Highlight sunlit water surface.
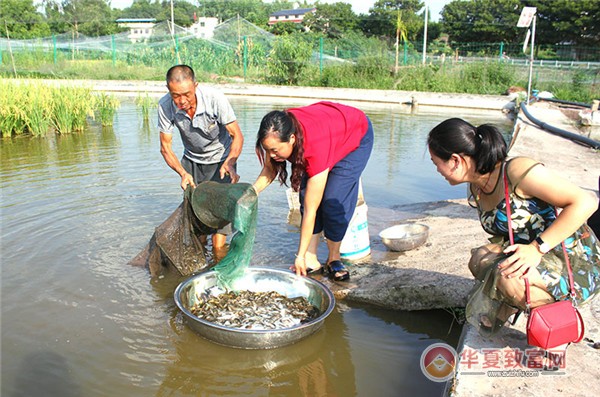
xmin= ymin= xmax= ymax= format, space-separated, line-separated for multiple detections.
xmin=1 ymin=96 xmax=512 ymax=397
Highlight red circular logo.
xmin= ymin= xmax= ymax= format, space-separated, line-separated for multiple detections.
xmin=420 ymin=343 xmax=457 ymax=382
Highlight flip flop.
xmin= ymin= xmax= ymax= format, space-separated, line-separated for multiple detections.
xmin=326 ymin=260 xmax=350 ymax=282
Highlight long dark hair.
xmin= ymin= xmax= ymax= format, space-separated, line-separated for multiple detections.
xmin=427 ymin=118 xmax=507 ymax=174
xmin=255 ymin=110 xmax=306 ymax=191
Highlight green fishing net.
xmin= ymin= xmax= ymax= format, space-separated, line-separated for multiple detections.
xmin=129 ymin=182 xmax=258 ymax=288
xmin=188 ymin=182 xmax=258 ymax=289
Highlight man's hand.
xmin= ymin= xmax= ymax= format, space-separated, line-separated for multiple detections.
xmin=180 ymin=172 xmax=196 ymax=190
xmin=220 ymin=161 xmax=240 ymax=183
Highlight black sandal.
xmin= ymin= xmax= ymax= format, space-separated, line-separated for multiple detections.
xmin=326 ymin=260 xmax=350 ymax=281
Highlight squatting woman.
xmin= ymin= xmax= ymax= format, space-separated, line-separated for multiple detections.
xmin=427 ymin=117 xmax=599 ymax=334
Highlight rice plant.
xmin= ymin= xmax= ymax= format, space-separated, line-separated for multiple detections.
xmin=26 ymin=87 xmax=53 ymax=136
xmin=0 ymin=81 xmax=103 ymax=136
xmin=51 ymin=91 xmax=75 ymax=134
xmin=50 ymin=86 xmax=95 ymax=134
xmin=70 ymin=87 xmax=95 ymax=132
xmin=0 ymin=82 xmax=28 ymax=137
xmin=0 ymin=105 xmax=28 ymax=137
xmin=135 ymin=93 xmax=154 ymax=120
xmin=95 ymin=93 xmax=121 ymax=126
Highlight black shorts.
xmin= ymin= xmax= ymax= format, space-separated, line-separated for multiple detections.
xmin=181 ymin=157 xmax=234 ymax=185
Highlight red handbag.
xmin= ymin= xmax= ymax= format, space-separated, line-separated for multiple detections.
xmin=524 ymin=280 xmax=584 ymax=349
xmin=503 ymin=167 xmax=585 ymax=349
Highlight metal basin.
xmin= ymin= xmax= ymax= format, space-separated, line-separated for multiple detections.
xmin=174 ymin=267 xmax=335 ymax=349
xmin=379 ymin=223 xmax=430 ymax=251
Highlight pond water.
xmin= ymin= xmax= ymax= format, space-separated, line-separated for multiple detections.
xmin=0 ymin=96 xmax=512 ymax=397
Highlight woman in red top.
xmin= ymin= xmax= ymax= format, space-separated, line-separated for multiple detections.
xmin=253 ymin=101 xmax=374 ymax=281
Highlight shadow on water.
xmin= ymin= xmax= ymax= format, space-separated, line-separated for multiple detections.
xmin=12 ymin=351 xmax=82 ymax=397
xmin=158 ymin=307 xmax=354 ymax=397
xmin=148 ymin=270 xmax=355 ymax=396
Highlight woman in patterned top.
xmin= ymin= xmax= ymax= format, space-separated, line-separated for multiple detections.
xmin=427 ymin=117 xmax=599 ymax=334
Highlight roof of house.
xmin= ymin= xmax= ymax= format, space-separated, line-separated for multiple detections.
xmin=115 ymin=18 xmax=157 ymax=23
xmin=269 ymin=8 xmax=315 ymax=17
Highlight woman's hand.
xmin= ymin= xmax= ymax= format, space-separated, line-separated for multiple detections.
xmin=498 ymin=243 xmax=544 ymax=279
xmin=291 ymin=255 xmax=307 ymax=277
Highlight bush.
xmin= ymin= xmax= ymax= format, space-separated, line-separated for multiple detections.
xmin=266 ymin=33 xmax=314 ymax=85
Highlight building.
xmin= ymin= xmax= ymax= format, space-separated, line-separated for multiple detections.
xmin=115 ymin=18 xmax=156 ymax=43
xmin=268 ymin=8 xmax=316 ymax=25
xmin=187 ymin=17 xmax=219 ymax=39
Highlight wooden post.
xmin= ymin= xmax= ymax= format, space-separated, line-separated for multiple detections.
xmin=4 ymin=21 xmax=17 ymax=78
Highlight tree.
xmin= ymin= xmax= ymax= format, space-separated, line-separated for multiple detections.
xmin=1 ymin=0 xmax=51 ymax=39
xmin=440 ymin=0 xmax=525 ymax=43
xmin=44 ymin=0 xmax=119 ymax=36
xmin=267 ymin=32 xmax=313 ymax=84
xmin=269 ymin=21 xmax=301 ymax=35
xmin=394 ymin=10 xmax=408 ymax=73
xmin=120 ymin=0 xmax=162 ymax=19
xmin=156 ymin=0 xmax=196 ymax=27
xmin=524 ymin=0 xmax=600 ymax=46
xmin=302 ymin=2 xmax=359 ymax=38
xmin=199 ymin=0 xmax=295 ymax=26
xmin=359 ymin=0 xmax=423 ymax=41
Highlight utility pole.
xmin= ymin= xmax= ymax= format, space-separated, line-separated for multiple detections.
xmin=517 ymin=7 xmax=537 ymax=105
xmin=170 ymin=0 xmax=175 ymax=36
xmin=422 ymin=1 xmax=428 ymax=64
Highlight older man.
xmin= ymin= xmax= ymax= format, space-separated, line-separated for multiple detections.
xmin=158 ymin=64 xmax=244 ymax=249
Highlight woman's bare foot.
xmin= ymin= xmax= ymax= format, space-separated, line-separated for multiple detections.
xmin=304 ymin=252 xmax=322 ymax=273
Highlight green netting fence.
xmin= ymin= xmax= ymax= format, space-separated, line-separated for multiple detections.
xmin=2 ymin=17 xmax=598 ymax=88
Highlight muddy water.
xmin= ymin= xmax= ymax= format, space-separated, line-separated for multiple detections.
xmin=0 ymin=97 xmax=512 ymax=396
